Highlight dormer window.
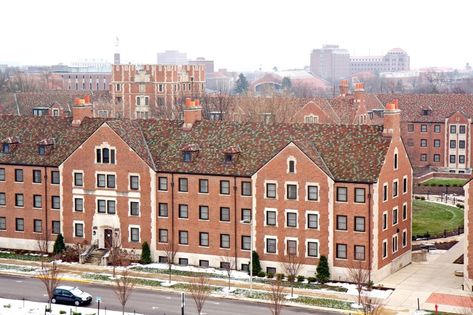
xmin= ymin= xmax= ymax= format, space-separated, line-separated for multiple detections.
xmin=2 ymin=143 xmax=10 ymax=154
xmin=181 ymin=144 xmax=200 ymax=162
xmin=421 ymin=107 xmax=432 ymax=116
xmin=224 ymin=154 xmax=233 ymax=163
xmin=183 ymin=151 xmax=192 ymax=162
xmin=222 ymin=146 xmax=240 ymax=165
xmin=38 ymin=145 xmax=46 ymax=156
xmin=37 ymin=138 xmax=56 ymax=156
xmin=1 ymin=136 xmax=20 ymax=154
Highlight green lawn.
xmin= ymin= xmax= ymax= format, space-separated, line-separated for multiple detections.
xmin=413 ymin=199 xmax=464 ymax=237
xmin=421 ymin=178 xmax=468 ymax=187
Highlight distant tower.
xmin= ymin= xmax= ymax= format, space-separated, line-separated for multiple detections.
xmin=114 ymin=37 xmax=120 ymax=65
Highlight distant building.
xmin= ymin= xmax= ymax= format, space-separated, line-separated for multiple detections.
xmin=189 ymin=57 xmax=214 ymax=74
xmin=157 ymin=50 xmax=188 ymax=65
xmin=351 ymin=48 xmax=410 ymax=74
xmin=59 ymin=73 xmax=111 ymax=91
xmin=310 ymin=45 xmax=350 ymax=82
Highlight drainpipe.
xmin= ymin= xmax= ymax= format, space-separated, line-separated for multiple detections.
xmin=43 ymin=167 xmax=49 ymax=251
xmin=368 ymin=183 xmax=372 ymax=283
xmin=171 ymin=173 xmax=175 ymax=259
xmin=233 ymin=176 xmax=238 ymax=268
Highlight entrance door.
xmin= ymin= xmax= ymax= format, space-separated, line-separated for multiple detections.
xmin=104 ymin=229 xmax=113 ymax=248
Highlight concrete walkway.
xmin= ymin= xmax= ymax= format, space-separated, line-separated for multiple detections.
xmin=381 ymin=235 xmax=468 ymax=314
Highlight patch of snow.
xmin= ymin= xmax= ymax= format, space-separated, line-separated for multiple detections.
xmin=285 ymin=294 xmax=299 ymax=300
xmin=351 ymin=303 xmax=363 ymax=309
xmin=221 ymin=287 xmax=236 ymax=294
xmin=135 ymin=263 xmax=251 ymax=279
xmin=161 ymin=280 xmax=178 ymax=287
xmin=325 ymin=282 xmax=392 ymax=299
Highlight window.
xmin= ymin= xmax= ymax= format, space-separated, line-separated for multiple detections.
xmin=287 ymin=240 xmax=297 ymax=255
xmin=355 ymin=216 xmax=365 ymax=232
xmin=0 ymin=217 xmax=6 ymax=230
xmin=15 ymin=169 xmax=23 ymax=182
xmin=0 ymin=193 xmax=5 ymax=206
xmin=179 ymin=204 xmax=188 ymax=219
xmin=459 ymin=140 xmax=466 ymax=149
xmin=420 ymin=154 xmax=427 ymax=161
xmin=336 ymin=187 xmax=347 ymax=202
xmin=241 ymin=208 xmax=251 ymax=222
xmin=336 ymin=243 xmax=347 ymax=259
xmin=74 ymin=198 xmax=83 ymax=212
xmin=220 ymin=207 xmax=230 ymax=222
xmin=130 ymin=176 xmax=139 ymax=190
xmin=420 ymin=139 xmax=427 ymax=147
xmin=286 ymin=212 xmax=297 ymax=227
xmin=15 ymin=218 xmax=24 ymax=232
xmin=266 ymin=238 xmax=277 ymax=253
xmin=97 ymin=174 xmax=106 ymax=187
xmin=460 ymin=125 xmax=466 ymax=134
xmin=52 ymin=221 xmax=60 ymax=234
xmin=402 ymin=230 xmax=408 ymax=247
xmin=220 ymin=180 xmax=230 ymax=195
xmin=33 ymin=170 xmax=42 ymax=183
xmin=199 ymin=179 xmax=209 ymax=193
xmin=107 ymin=175 xmax=115 ymax=188
xmin=158 ymin=203 xmax=168 ymax=217
xmin=307 ymin=241 xmax=318 ymax=257
xmin=15 ymin=193 xmax=24 ymax=207
xmin=459 ymin=155 xmax=465 ymax=164
xmin=158 ymin=177 xmax=168 ymax=191
xmin=266 ymin=183 xmax=276 ymax=198
xmin=407 ymin=124 xmax=414 ymax=132
xmin=200 ymin=232 xmax=209 ymax=247
xmin=450 ymin=140 xmax=456 ymax=149
xmin=267 ymin=267 xmax=276 ymax=275
xmin=52 ymin=196 xmax=60 ymax=209
xmin=336 ymin=215 xmax=347 ymax=230
xmin=130 ymin=201 xmax=139 ymax=216
xmin=97 ymin=174 xmax=115 ymax=188
xmin=434 ymin=124 xmax=441 ymax=133
xmin=242 ymin=235 xmax=251 ymax=250
xmin=74 ymin=222 xmax=84 ymax=237
xmin=393 ymin=180 xmax=398 ymax=198
xmin=178 ymin=178 xmax=188 ymax=192
xmin=199 ymin=260 xmax=209 ymax=268
xmin=288 ymin=160 xmax=295 ymax=173
xmin=179 ymin=258 xmax=188 ymax=266
xmin=433 ymin=139 xmax=440 ymax=147
xmin=130 ymin=227 xmax=140 ymax=242
xmin=96 ymin=147 xmax=115 ymax=164
xmin=2 ymin=143 xmax=10 ymax=153
xmin=220 ymin=234 xmax=230 ymax=248
xmin=199 ymin=206 xmax=209 ymax=220
xmin=403 ymin=177 xmax=408 ymax=194
xmin=307 ymin=213 xmax=318 ymax=229
xmin=51 ymin=171 xmax=60 ymax=184
xmin=354 ymin=245 xmax=365 ymax=260
xmin=354 ymin=188 xmax=365 ymax=203
xmin=420 ymin=124 xmax=427 ymax=132
xmin=382 ymin=240 xmax=387 ymax=258
xmin=392 ymin=235 xmax=398 ymax=253
xmin=402 ymin=203 xmax=408 ymax=221
xmin=450 ymin=155 xmax=456 ymax=163
xmin=179 ymin=231 xmax=189 ymax=245
xmin=241 ymin=181 xmax=252 ymax=196
xmin=74 ymin=172 xmax=83 ymax=186
xmin=266 ymin=210 xmax=276 ymax=226
xmin=0 ymin=168 xmax=4 ymax=181
xmin=433 ymin=154 xmax=440 ymax=162
xmin=450 ymin=125 xmax=456 ymax=134
xmin=159 ymin=229 xmax=168 ymax=243
xmin=383 ymin=184 xmax=388 ymax=201
xmin=34 ymin=219 xmax=42 ymax=233
xmin=182 ymin=151 xmax=192 ymax=162
xmin=286 ymin=184 xmax=297 ymax=199
xmin=307 ymin=185 xmax=318 ymax=201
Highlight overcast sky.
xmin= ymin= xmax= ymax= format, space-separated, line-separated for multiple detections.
xmin=1 ymin=0 xmax=471 ymax=71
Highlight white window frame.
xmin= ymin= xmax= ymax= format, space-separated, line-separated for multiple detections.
xmin=382 ymin=211 xmax=388 ymax=230
xmin=392 ymin=207 xmax=398 ymax=226
xmin=305 ymin=239 xmax=319 ymax=258
xmin=74 ymin=196 xmax=84 ymax=212
xmin=129 ymin=225 xmax=141 ymax=243
xmin=287 ymin=156 xmax=297 ymax=174
xmin=264 ymin=235 xmax=278 ymax=255
xmin=383 ymin=183 xmax=388 ymax=202
xmin=95 ymin=144 xmax=117 ymax=164
xmin=264 ymin=208 xmax=278 ymax=227
xmin=129 ymin=173 xmax=140 ymax=191
xmin=393 ymin=148 xmax=399 ymax=170
xmin=284 ymin=237 xmax=298 ymax=256
xmin=95 ymin=171 xmax=117 ymax=189
xmin=402 ymin=202 xmax=408 ymax=221
xmin=129 ymin=199 xmax=140 ymax=216
xmin=392 ymin=234 xmax=398 ymax=253
xmin=96 ymin=197 xmax=117 ymax=215
xmin=402 ymin=229 xmax=408 ymax=248
xmin=305 ymin=210 xmax=319 ymax=230
xmin=305 ymin=182 xmax=319 ymax=202
xmin=285 ymin=209 xmax=298 ymax=228
xmin=392 ymin=179 xmax=399 ymax=198
xmin=284 ymin=181 xmax=299 ymax=201
xmin=73 ymin=220 xmax=85 ymax=238
xmin=382 ymin=239 xmax=388 ymax=259
xmin=402 ymin=175 xmax=408 ymax=194
xmin=264 ymin=180 xmax=278 ymax=199
xmin=73 ymin=170 xmax=84 ymax=187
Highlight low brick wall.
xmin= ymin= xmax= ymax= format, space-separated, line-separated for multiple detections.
xmin=413 ymin=185 xmax=464 ymax=195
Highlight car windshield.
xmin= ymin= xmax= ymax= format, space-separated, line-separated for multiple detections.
xmin=70 ymin=288 xmax=84 ymax=296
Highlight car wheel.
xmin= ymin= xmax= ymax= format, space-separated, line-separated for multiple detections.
xmin=51 ymin=298 xmax=57 ymax=304
xmin=74 ymin=300 xmax=80 ymax=306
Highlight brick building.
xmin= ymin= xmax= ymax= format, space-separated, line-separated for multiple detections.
xmin=110 ymin=64 xmax=205 ymax=119
xmin=0 ymin=98 xmax=411 ymax=282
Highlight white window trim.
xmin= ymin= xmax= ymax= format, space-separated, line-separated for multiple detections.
xmin=305 ymin=210 xmax=320 ymax=230
xmin=284 ymin=181 xmax=299 ymax=201
xmin=94 ymin=171 xmax=117 ymax=189
xmin=286 ymin=156 xmax=297 ymax=174
xmin=392 ymin=179 xmax=399 ymax=198
xmin=392 ymin=234 xmax=399 ymax=253
xmin=264 ymin=180 xmax=278 ymax=200
xmin=304 ymin=114 xmax=319 ymax=124
xmin=264 ymin=208 xmax=278 ymax=227
xmin=382 ymin=211 xmax=388 ymax=231
xmin=95 ymin=144 xmax=117 ymax=165
xmin=284 ymin=237 xmax=299 ymax=256
xmin=73 ymin=220 xmax=85 ymax=238
xmin=392 ymin=207 xmax=398 ymax=226
xmin=158 ymin=229 xmax=168 ymax=244
xmin=72 ymin=170 xmax=84 ymax=187
xmin=305 ymin=182 xmax=320 ymax=202
xmin=129 ymin=199 xmax=140 ymax=217
xmin=402 ymin=228 xmax=408 ymax=248
xmin=284 ymin=209 xmax=299 ymax=228
xmin=382 ymin=239 xmax=388 ymax=259
xmin=383 ymin=183 xmax=388 ymax=202
xmin=335 ymin=186 xmax=348 ymax=203
xmin=402 ymin=175 xmax=408 ymax=194
xmin=394 ymin=147 xmax=399 ymax=170
xmin=95 ymin=197 xmax=117 ymax=215
xmin=129 ymin=225 xmax=141 ymax=243
xmin=402 ymin=202 xmax=408 ymax=221
xmin=129 ymin=173 xmax=140 ymax=191
xmin=264 ymin=235 xmax=278 ymax=255
xmin=73 ymin=196 xmax=85 ymax=212
xmin=305 ymin=239 xmax=320 ymax=258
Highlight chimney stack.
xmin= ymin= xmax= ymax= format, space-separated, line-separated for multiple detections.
xmin=182 ymin=98 xmax=202 ymax=130
xmin=383 ymin=99 xmax=401 ymax=138
xmin=339 ymin=80 xmax=349 ymax=96
xmin=354 ymin=83 xmax=365 ymax=103
xmin=72 ymin=96 xmax=93 ymax=127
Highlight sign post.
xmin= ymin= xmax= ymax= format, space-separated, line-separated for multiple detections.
xmin=96 ymin=296 xmax=102 ymax=315
xmin=181 ymin=292 xmax=185 ymax=315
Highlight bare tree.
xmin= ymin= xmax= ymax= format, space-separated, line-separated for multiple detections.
xmin=189 ymin=273 xmax=212 ymax=315
xmin=163 ymin=242 xmax=177 ymax=284
xmin=38 ymin=261 xmax=61 ymax=309
xmin=268 ymin=279 xmax=285 ymax=315
xmin=346 ymin=261 xmax=370 ymax=306
xmin=360 ymin=295 xmax=385 ymax=315
xmin=282 ymin=252 xmax=303 ymax=298
xmin=109 ymin=233 xmax=126 ymax=278
xmin=220 ymin=253 xmax=236 ymax=291
xmin=113 ymin=268 xmax=135 ymax=315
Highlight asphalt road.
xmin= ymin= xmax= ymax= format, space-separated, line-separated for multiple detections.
xmin=0 ymin=274 xmax=342 ymax=315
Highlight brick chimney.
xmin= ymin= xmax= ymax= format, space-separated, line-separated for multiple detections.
xmin=354 ymin=83 xmax=365 ymax=103
xmin=339 ymin=80 xmax=349 ymax=96
xmin=182 ymin=98 xmax=202 ymax=130
xmin=72 ymin=96 xmax=93 ymax=127
xmin=383 ymin=99 xmax=401 ymax=138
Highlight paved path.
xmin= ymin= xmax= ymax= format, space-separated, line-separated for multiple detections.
xmin=380 ymin=235 xmax=468 ymax=314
